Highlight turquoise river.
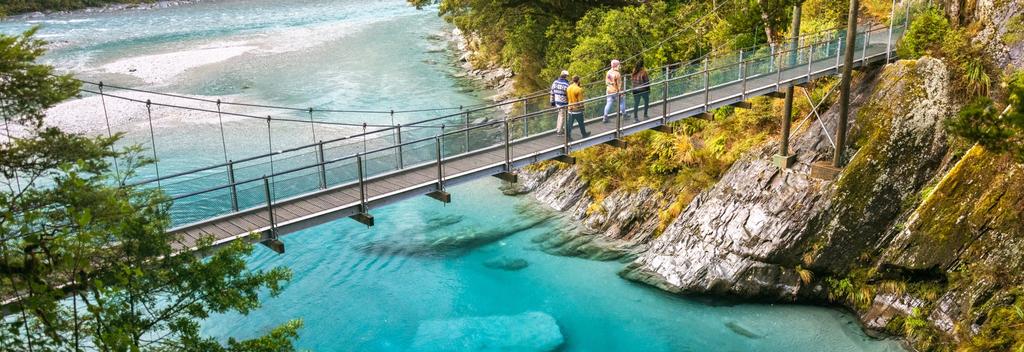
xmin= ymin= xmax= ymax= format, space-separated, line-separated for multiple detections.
xmin=1 ymin=1 xmax=905 ymax=351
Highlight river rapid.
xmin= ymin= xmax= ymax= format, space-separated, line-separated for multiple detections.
xmin=1 ymin=1 xmax=905 ymax=350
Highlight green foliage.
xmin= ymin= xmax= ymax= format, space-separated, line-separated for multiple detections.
xmin=904 ymin=307 xmax=930 ymax=337
xmin=896 ymin=7 xmax=950 ymax=59
xmin=0 ymin=29 xmax=300 ymax=351
xmin=940 ymin=28 xmax=992 ymax=98
xmin=946 ymin=71 xmax=1024 ymax=162
xmin=416 ymin=0 xmax=800 ymax=92
xmin=1006 ymin=13 xmax=1024 ymax=45
xmin=573 ymin=97 xmax=777 ymax=201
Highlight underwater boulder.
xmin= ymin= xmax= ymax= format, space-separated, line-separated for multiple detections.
xmin=411 ymin=311 xmax=563 ymax=351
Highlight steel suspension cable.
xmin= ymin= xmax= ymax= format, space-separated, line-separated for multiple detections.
xmin=97 ymin=83 xmax=121 ymax=180
xmin=144 ymin=100 xmax=162 ymax=188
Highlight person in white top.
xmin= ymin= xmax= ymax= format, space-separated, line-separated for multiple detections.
xmin=602 ymin=59 xmax=625 ymax=123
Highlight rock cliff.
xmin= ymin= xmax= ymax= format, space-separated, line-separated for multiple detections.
xmin=515 ymin=56 xmax=1022 ymax=351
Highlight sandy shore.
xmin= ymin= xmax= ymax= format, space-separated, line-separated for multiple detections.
xmin=100 ymin=45 xmax=257 ymax=84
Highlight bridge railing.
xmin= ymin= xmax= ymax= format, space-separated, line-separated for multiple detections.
xmin=159 ymin=23 xmax=905 ymax=227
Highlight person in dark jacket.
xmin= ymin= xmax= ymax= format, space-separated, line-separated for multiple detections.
xmin=550 ymin=70 xmax=570 ymax=135
xmin=631 ymin=62 xmax=651 ymax=122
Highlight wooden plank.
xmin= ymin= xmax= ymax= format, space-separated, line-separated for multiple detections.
xmin=288 ymin=199 xmax=321 ymax=214
xmin=273 ymin=206 xmax=302 ymax=221
xmin=212 ymin=220 xmax=246 ymax=237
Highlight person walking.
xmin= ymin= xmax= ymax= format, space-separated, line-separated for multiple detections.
xmin=631 ymin=62 xmax=650 ymax=122
xmin=566 ymin=75 xmax=590 ymax=141
xmin=550 ymin=70 xmax=570 ymax=135
xmin=602 ymin=59 xmax=625 ymax=123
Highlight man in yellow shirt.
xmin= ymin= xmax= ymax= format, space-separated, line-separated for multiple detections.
xmin=566 ymin=75 xmax=590 ymax=140
xmin=602 ymin=59 xmax=625 ymax=123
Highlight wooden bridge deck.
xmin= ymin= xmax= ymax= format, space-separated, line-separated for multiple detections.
xmin=170 ymin=41 xmax=892 ymax=253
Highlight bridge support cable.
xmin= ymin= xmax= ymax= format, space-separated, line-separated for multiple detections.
xmin=265 ymin=116 xmax=276 ymax=199
xmin=260 ymin=176 xmax=284 ymax=254
xmin=350 ymin=155 xmax=373 ymax=227
xmin=427 ymin=135 xmax=451 ymax=204
xmin=145 ymin=100 xmax=162 ymax=189
xmin=98 ymin=82 xmax=122 ymax=180
xmin=775 ymin=3 xmax=802 ymax=169
xmin=216 ymin=100 xmax=229 ymax=164
xmin=308 ymin=108 xmax=317 ymax=145
xmin=493 ymin=119 xmax=517 ymax=183
xmin=316 ymin=142 xmax=327 ymax=190
xmin=227 ymin=161 xmax=239 ymax=212
xmin=395 ymin=124 xmax=404 ymax=169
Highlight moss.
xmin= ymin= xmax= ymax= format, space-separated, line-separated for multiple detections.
xmin=894 ymin=146 xmax=1023 ymax=269
xmin=808 ymin=61 xmax=938 ymax=272
xmin=1004 ymin=13 xmax=1024 ymax=46
xmin=961 ymin=288 xmax=1024 ymax=351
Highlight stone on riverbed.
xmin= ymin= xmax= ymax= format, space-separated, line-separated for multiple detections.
xmin=482 ymin=257 xmax=529 ymax=271
xmin=410 ymin=312 xmax=563 ymax=352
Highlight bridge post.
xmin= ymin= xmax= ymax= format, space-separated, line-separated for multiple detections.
xmin=464 ymin=111 xmax=471 ymax=153
xmin=737 ymin=49 xmax=744 ymax=82
xmin=740 ymin=55 xmax=747 ymax=99
xmin=261 ymin=176 xmax=284 ymax=254
xmin=349 ymin=155 xmax=374 ymax=227
xmin=833 ymin=0 xmax=859 ymax=169
xmin=835 ymin=33 xmax=843 ymax=74
xmin=811 ymin=0 xmax=859 ymax=179
xmin=504 ymin=120 xmax=512 ymax=169
xmin=228 ymin=160 xmax=239 ymax=211
xmin=886 ymin=0 xmax=896 ymax=62
xmin=426 ymin=136 xmax=451 ymax=203
xmin=861 ymin=28 xmax=870 ymax=64
xmin=807 ymin=41 xmax=814 ymax=79
xmin=703 ymin=59 xmax=710 ymax=112
xmin=317 ymin=141 xmax=327 ymax=189
xmin=263 ymin=176 xmax=276 ymax=238
xmin=521 ymin=97 xmax=530 ymax=137
xmin=616 ymin=92 xmax=623 ymax=137
xmin=831 ymin=0 xmax=856 ymax=168
xmin=662 ymin=77 xmax=668 ymax=124
xmin=395 ymin=124 xmax=404 ymax=169
xmin=775 ymin=2 xmax=801 ymax=170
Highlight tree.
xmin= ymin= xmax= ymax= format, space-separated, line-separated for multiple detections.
xmin=946 ymin=71 xmax=1024 ymax=162
xmin=0 ymin=28 xmax=300 ymax=351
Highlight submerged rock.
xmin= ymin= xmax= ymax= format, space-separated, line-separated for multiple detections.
xmin=410 ymin=312 xmax=563 ymax=352
xmin=482 ymin=257 xmax=529 ymax=271
xmin=725 ymin=321 xmax=763 ymax=339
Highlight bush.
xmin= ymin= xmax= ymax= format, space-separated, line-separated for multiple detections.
xmin=946 ymin=71 xmax=1024 ymax=162
xmin=896 ymin=7 xmax=950 ymax=59
xmin=940 ymin=28 xmax=992 ymax=98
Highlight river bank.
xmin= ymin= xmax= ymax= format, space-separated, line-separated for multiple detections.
xmin=4 ymin=1 xmax=200 ymax=19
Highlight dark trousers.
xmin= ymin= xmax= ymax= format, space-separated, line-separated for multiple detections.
xmin=567 ymin=111 xmax=587 ymax=139
xmin=633 ymin=90 xmax=650 ymax=120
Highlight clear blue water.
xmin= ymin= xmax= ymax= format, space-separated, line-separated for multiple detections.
xmin=2 ymin=1 xmax=905 ymax=350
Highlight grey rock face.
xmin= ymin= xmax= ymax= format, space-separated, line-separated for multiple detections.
xmin=620 ymin=58 xmax=953 ymax=300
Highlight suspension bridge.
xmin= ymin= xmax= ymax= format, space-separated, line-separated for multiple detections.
xmin=0 ymin=0 xmax=913 ymax=259
xmin=94 ymin=17 xmax=894 ymax=254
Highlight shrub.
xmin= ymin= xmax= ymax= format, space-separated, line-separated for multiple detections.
xmin=896 ymin=7 xmax=950 ymax=59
